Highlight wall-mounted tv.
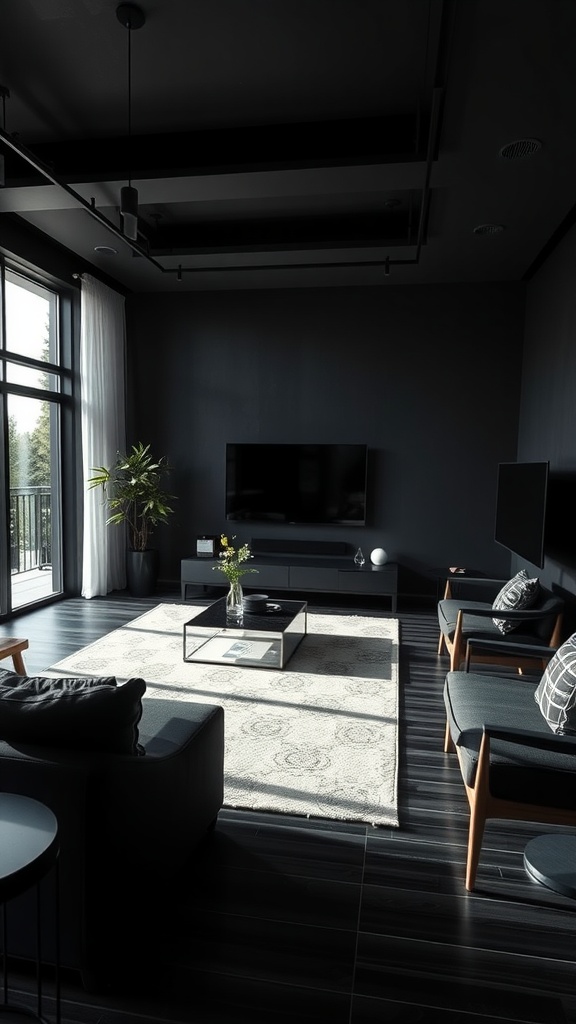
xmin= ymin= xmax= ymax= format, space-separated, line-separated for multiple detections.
xmin=494 ymin=461 xmax=549 ymax=568
xmin=225 ymin=443 xmax=368 ymax=525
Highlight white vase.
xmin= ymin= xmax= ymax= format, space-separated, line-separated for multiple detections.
xmin=226 ymin=579 xmax=244 ymax=623
xmin=371 ymin=548 xmax=388 ymax=565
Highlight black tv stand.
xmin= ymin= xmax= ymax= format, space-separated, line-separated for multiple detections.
xmin=181 ymin=539 xmax=398 ymax=611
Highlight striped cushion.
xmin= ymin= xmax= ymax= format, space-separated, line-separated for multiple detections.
xmin=492 ymin=569 xmax=539 ymax=634
xmin=535 ymin=634 xmax=576 ymax=734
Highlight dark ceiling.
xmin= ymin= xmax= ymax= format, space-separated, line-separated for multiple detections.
xmin=1 ymin=0 xmax=575 ymax=293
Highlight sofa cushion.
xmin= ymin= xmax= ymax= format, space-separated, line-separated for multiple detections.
xmin=492 ymin=569 xmax=540 ymax=634
xmin=534 ymin=634 xmax=576 ymax=735
xmin=0 ymin=669 xmax=117 ymax=690
xmin=0 ymin=673 xmax=146 ymax=753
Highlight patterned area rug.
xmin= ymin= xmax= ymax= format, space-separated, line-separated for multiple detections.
xmin=47 ymin=602 xmax=400 ymax=827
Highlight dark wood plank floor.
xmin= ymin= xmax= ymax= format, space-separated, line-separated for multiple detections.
xmin=1 ymin=589 xmax=575 ymax=1024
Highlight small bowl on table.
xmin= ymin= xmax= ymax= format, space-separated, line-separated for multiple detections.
xmin=243 ymin=593 xmax=269 ymax=614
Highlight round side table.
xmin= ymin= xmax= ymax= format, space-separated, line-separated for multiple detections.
xmin=0 ymin=793 xmax=60 ymax=1024
xmin=524 ymin=834 xmax=576 ymax=900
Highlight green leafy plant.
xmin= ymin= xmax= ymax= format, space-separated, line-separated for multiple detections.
xmin=213 ymin=534 xmax=258 ymax=584
xmin=88 ymin=442 xmax=176 ymax=552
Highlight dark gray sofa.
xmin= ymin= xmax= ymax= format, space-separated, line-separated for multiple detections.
xmin=0 ymin=693 xmax=224 ymax=990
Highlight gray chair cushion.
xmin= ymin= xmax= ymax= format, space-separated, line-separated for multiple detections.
xmin=444 ymin=670 xmax=576 ymax=806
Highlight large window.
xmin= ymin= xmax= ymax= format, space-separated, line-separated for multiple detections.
xmin=0 ymin=263 xmax=72 ymax=615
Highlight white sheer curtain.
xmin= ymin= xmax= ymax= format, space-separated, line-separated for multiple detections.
xmin=80 ymin=274 xmax=127 ymax=598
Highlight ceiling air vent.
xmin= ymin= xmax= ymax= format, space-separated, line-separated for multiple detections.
xmin=473 ymin=223 xmax=505 ymax=235
xmin=499 ymin=138 xmax=542 ymax=160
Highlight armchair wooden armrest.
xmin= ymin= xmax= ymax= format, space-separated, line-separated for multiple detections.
xmin=448 ymin=603 xmax=564 ymax=673
xmin=465 ymin=638 xmax=557 ymax=671
xmin=456 ymin=604 xmax=558 ymax=622
xmin=480 ymin=723 xmax=576 ymax=754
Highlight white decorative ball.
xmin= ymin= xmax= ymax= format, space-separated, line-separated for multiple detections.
xmin=370 ymin=547 xmax=388 ymax=565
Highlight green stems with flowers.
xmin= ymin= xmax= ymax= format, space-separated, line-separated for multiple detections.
xmin=212 ymin=535 xmax=258 ymax=584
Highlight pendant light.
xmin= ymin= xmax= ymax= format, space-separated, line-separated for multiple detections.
xmin=117 ymin=3 xmax=145 ymax=241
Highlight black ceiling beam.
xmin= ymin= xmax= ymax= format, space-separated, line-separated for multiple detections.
xmin=8 ymin=113 xmax=427 ymax=186
xmin=146 ymin=207 xmax=421 ymax=254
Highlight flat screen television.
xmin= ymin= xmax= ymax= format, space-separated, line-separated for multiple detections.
xmin=225 ymin=443 xmax=368 ymax=525
xmin=494 ymin=461 xmax=549 ymax=568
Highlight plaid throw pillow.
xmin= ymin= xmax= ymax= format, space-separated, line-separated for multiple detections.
xmin=492 ymin=569 xmax=540 ymax=634
xmin=534 ymin=634 xmax=576 ymax=734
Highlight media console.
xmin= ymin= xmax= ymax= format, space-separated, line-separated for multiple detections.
xmin=181 ymin=540 xmax=398 ymax=612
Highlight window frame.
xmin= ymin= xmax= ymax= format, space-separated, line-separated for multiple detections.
xmin=0 ymin=254 xmax=80 ymax=619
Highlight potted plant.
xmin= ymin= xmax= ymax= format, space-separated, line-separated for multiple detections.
xmin=88 ymin=442 xmax=176 ymax=597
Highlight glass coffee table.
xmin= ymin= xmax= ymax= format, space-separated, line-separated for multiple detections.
xmin=183 ymin=597 xmax=307 ymax=669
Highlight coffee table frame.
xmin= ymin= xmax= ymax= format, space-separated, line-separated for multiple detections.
xmin=183 ymin=598 xmax=307 ymax=669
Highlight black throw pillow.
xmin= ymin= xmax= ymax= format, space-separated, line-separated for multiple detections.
xmin=0 ymin=669 xmax=117 ymax=690
xmin=0 ymin=673 xmax=146 ymax=754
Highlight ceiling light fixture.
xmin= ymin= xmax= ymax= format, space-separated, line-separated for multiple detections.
xmin=116 ymin=3 xmax=145 ymax=241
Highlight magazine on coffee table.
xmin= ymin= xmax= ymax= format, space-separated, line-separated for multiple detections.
xmin=202 ymin=637 xmax=275 ymax=662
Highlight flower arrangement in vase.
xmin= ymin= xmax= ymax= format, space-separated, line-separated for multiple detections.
xmin=212 ymin=535 xmax=258 ymax=622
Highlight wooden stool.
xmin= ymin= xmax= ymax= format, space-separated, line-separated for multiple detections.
xmin=0 ymin=637 xmax=28 ymax=675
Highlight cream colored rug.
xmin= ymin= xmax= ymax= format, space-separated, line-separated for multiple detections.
xmin=46 ymin=602 xmax=400 ymax=827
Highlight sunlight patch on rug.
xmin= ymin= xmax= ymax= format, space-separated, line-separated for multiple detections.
xmin=46 ymin=603 xmax=400 ymax=827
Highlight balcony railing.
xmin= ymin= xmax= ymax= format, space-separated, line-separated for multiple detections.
xmin=10 ymin=486 xmax=52 ymax=575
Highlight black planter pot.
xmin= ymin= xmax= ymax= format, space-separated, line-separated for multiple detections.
xmin=126 ymin=549 xmax=159 ymax=598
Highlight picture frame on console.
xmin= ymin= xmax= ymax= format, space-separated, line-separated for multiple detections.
xmin=196 ymin=535 xmax=218 ymax=558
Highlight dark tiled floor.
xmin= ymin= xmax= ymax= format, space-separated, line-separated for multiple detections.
xmin=1 ymin=592 xmax=575 ymax=1023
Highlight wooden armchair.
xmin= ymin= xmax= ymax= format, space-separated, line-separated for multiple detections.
xmin=443 ymin=641 xmax=576 ymax=890
xmin=437 ymin=575 xmax=564 ymax=672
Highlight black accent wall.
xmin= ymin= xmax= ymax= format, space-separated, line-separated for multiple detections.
xmin=7 ymin=208 xmax=576 ymax=610
xmin=126 ymin=281 xmax=526 ymax=596
xmin=515 ymin=221 xmax=576 ymax=628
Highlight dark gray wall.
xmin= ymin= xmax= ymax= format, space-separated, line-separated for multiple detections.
xmin=126 ymin=281 xmax=525 ymax=594
xmin=513 ymin=221 xmax=576 ymax=622
xmin=5 ymin=210 xmax=576 ymax=608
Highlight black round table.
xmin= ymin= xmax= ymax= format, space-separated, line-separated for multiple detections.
xmin=524 ymin=834 xmax=576 ymax=900
xmin=0 ymin=793 xmax=60 ymax=1023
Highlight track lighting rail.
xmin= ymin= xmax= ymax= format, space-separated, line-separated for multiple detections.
xmin=0 ymin=125 xmax=166 ymax=271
